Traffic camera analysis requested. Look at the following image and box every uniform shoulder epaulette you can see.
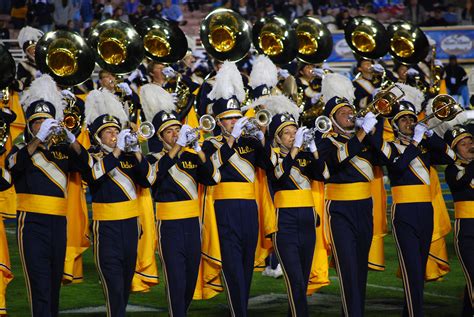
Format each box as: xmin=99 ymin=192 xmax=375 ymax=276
xmin=91 ymin=152 xmax=105 ymax=160
xmin=322 ymin=131 xmax=338 ymax=138
xmin=149 ymin=151 xmax=166 ymax=161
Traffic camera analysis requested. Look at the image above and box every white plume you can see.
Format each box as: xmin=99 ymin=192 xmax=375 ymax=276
xmin=249 ymin=55 xmax=278 ymax=89
xmin=85 ymin=89 xmax=129 ymax=127
xmin=140 ymin=84 xmax=176 ymax=122
xmin=395 ymin=83 xmax=424 ymax=114
xmin=20 ymin=74 xmax=65 ymax=120
xmin=246 ymin=94 xmax=302 ymax=121
xmin=425 ymin=98 xmax=472 ymax=137
xmin=17 ymin=26 xmax=43 ymax=49
xmin=208 ymin=61 xmax=245 ymax=102
xmin=321 ymin=73 xmax=355 ymax=103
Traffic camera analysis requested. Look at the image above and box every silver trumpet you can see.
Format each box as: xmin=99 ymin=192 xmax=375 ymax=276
xmin=242 ymin=109 xmax=272 ymax=138
xmin=185 ymin=114 xmax=216 ymax=146
xmin=124 ymin=121 xmax=156 ymax=152
xmin=302 ymin=115 xmax=331 ymax=147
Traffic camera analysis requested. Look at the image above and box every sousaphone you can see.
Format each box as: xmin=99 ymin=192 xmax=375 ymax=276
xmin=200 ymin=8 xmax=251 ymax=62
xmin=35 ymin=30 xmax=95 ymax=86
xmin=344 ymin=16 xmax=388 ymax=59
xmin=387 ymin=21 xmax=429 ymax=65
xmin=87 ymin=19 xmax=144 ymax=74
xmin=135 ymin=17 xmax=188 ymax=63
xmin=292 ymin=16 xmax=333 ymax=64
xmin=252 ymin=15 xmax=297 ymax=65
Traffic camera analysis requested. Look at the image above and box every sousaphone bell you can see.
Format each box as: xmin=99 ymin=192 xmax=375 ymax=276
xmin=292 ymin=16 xmax=333 ymax=64
xmin=387 ymin=21 xmax=429 ymax=65
xmin=87 ymin=19 xmax=144 ymax=74
xmin=252 ymin=15 xmax=297 ymax=65
xmin=200 ymin=8 xmax=252 ymax=62
xmin=35 ymin=30 xmax=95 ymax=86
xmin=344 ymin=16 xmax=388 ymax=59
xmin=135 ymin=17 xmax=188 ymax=63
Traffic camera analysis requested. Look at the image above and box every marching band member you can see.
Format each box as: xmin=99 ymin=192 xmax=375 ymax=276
xmin=444 ymin=126 xmax=474 ymax=317
xmin=0 ymin=108 xmax=16 ymax=316
xmin=352 ymin=58 xmax=383 ymax=110
xmin=97 ymin=69 xmax=142 ymax=124
xmin=265 ymin=96 xmax=320 ymax=317
xmin=373 ymin=86 xmax=456 ymax=317
xmin=295 ymin=62 xmax=321 ymax=113
xmin=200 ymin=61 xmax=272 ymax=316
xmin=141 ymin=83 xmax=210 ymax=317
xmin=318 ymin=73 xmax=379 ymax=317
xmin=6 ymin=75 xmax=89 ymax=317
xmin=83 ymin=89 xmax=152 ymax=317
xmin=15 ymin=26 xmax=43 ymax=91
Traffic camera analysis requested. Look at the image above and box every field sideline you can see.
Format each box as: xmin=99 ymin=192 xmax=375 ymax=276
xmin=3 ymin=218 xmax=466 ymax=316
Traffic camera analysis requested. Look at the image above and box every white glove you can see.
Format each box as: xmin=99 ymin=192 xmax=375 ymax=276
xmin=116 ymin=129 xmax=130 ymax=151
xmin=361 ymin=112 xmax=377 ymax=134
xmin=171 ymin=92 xmax=178 ymax=104
xmin=407 ymin=68 xmax=419 ymax=76
xmin=255 ymin=130 xmax=264 ymax=141
xmin=311 ymin=93 xmax=322 ymax=105
xmin=322 ymin=62 xmax=331 ymax=71
xmin=434 ymin=59 xmax=444 ymax=68
xmin=355 ymin=116 xmax=364 ymax=128
xmin=312 ymin=68 xmax=325 ymax=78
xmin=294 ymin=127 xmax=307 ymax=148
xmin=413 ymin=123 xmax=428 ymax=143
xmin=127 ymin=69 xmax=141 ymax=82
xmin=162 ymin=66 xmax=177 ymax=78
xmin=117 ymin=82 xmax=132 ymax=96
xmin=308 ymin=139 xmax=317 ymax=153
xmin=231 ymin=117 xmax=248 ymax=139
xmin=371 ymin=88 xmax=381 ymax=98
xmin=425 ymin=129 xmax=434 ymax=138
xmin=192 ymin=140 xmax=201 ymax=152
xmin=278 ymin=69 xmax=290 ymax=79
xmin=177 ymin=124 xmax=192 ymax=147
xmin=36 ymin=118 xmax=58 ymax=142
xmin=61 ymin=89 xmax=75 ymax=100
xmin=35 ymin=70 xmax=42 ymax=78
xmin=371 ymin=63 xmax=384 ymax=74
xmin=130 ymin=142 xmax=140 ymax=152
xmin=65 ymin=129 xmax=76 ymax=144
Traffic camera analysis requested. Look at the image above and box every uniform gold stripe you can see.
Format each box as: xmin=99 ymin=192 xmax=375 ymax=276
xmin=17 ymin=212 xmax=33 ymax=316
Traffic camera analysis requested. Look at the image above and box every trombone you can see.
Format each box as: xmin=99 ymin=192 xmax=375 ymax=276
xmin=417 ymin=94 xmax=463 ymax=128
xmin=355 ymin=84 xmax=405 ymax=119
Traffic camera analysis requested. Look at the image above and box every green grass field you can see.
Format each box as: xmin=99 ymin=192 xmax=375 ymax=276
xmin=3 ymin=217 xmax=466 ymax=317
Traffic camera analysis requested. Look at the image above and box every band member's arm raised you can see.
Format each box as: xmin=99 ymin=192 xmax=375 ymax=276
xmin=445 ymin=162 xmax=474 ymax=190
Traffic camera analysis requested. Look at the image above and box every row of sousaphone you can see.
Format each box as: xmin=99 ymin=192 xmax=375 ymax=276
xmin=0 ymin=8 xmax=436 ymax=91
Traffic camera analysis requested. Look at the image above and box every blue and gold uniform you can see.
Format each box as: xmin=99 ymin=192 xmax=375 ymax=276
xmin=145 ymin=110 xmax=211 ymax=317
xmin=375 ymin=102 xmax=456 ymax=317
xmin=84 ymin=107 xmax=152 ymax=317
xmin=0 ymin=167 xmax=13 ymax=315
xmin=318 ymin=96 xmax=378 ymax=317
xmin=6 ymin=99 xmax=89 ymax=317
xmin=444 ymin=127 xmax=474 ymax=317
xmin=266 ymin=113 xmax=320 ymax=317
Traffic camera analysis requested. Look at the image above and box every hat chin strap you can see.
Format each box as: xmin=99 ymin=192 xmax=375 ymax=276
xmin=392 ymin=122 xmax=413 ymax=142
xmin=332 ymin=117 xmax=355 ymax=135
xmin=218 ymin=119 xmax=232 ymax=137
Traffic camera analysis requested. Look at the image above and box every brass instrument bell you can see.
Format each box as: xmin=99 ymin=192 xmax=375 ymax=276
xmin=292 ymin=16 xmax=333 ymax=64
xmin=419 ymin=94 xmax=463 ymax=125
xmin=357 ymin=84 xmax=405 ymax=118
xmin=387 ymin=21 xmax=429 ymax=65
xmin=35 ymin=30 xmax=95 ymax=86
xmin=87 ymin=19 xmax=144 ymax=74
xmin=344 ymin=16 xmax=388 ymax=59
xmin=252 ymin=15 xmax=297 ymax=65
xmin=200 ymin=8 xmax=252 ymax=62
xmin=135 ymin=17 xmax=188 ymax=64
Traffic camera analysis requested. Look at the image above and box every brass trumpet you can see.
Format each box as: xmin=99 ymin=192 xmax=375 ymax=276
xmin=124 ymin=121 xmax=156 ymax=152
xmin=185 ymin=114 xmax=216 ymax=146
xmin=302 ymin=115 xmax=332 ymax=147
xmin=242 ymin=109 xmax=272 ymax=138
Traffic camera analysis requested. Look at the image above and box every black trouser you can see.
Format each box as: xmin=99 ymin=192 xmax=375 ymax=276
xmin=17 ymin=211 xmax=67 ymax=317
xmin=454 ymin=218 xmax=474 ymax=317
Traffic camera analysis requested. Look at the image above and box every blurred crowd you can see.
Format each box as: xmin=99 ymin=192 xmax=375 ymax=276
xmin=0 ymin=0 xmax=473 ymax=43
